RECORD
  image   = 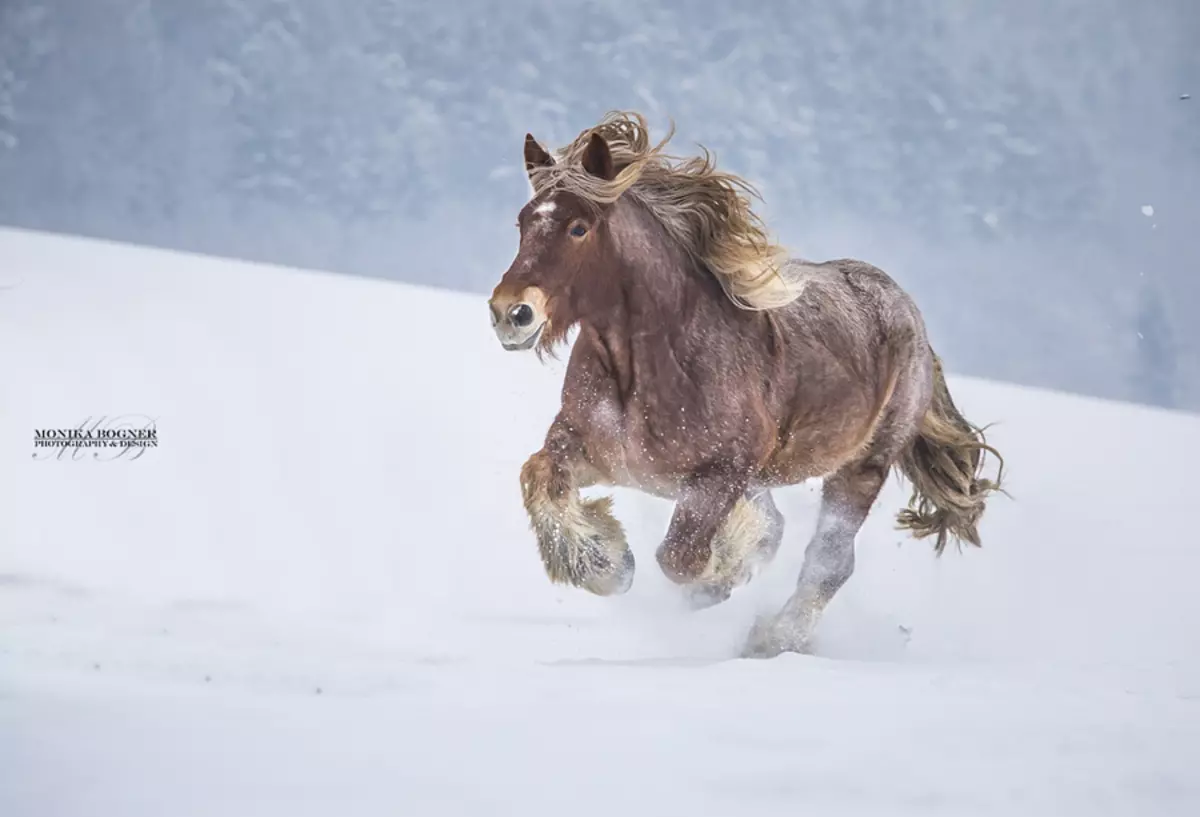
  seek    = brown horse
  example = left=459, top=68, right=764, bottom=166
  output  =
left=488, top=111, right=1004, bottom=658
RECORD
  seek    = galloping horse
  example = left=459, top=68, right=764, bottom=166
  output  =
left=488, top=111, right=1004, bottom=657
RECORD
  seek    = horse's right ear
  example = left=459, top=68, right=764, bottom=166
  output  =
left=524, top=134, right=554, bottom=174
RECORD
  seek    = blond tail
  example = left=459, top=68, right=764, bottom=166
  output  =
left=896, top=353, right=1005, bottom=554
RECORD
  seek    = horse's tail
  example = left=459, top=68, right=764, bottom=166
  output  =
left=896, top=351, right=1005, bottom=554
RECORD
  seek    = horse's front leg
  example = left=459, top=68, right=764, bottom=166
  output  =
left=681, top=488, right=785, bottom=609
left=655, top=465, right=751, bottom=587
left=520, top=417, right=634, bottom=596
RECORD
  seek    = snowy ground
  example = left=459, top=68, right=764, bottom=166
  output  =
left=1, top=227, right=1198, bottom=816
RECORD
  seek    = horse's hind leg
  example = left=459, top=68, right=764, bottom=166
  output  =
left=741, top=457, right=888, bottom=657
left=684, top=488, right=786, bottom=610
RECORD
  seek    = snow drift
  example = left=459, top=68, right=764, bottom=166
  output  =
left=1, top=227, right=1198, bottom=816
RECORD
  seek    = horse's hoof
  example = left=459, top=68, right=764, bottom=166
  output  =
left=740, top=616, right=781, bottom=659
left=581, top=545, right=635, bottom=596
left=683, top=581, right=732, bottom=610
left=739, top=615, right=812, bottom=659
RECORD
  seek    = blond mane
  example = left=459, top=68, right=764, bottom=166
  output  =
left=528, top=110, right=800, bottom=311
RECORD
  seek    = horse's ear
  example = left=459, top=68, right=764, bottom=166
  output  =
left=581, top=132, right=615, bottom=181
left=524, top=134, right=554, bottom=174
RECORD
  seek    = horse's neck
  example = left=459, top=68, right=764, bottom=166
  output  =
left=604, top=199, right=707, bottom=325
left=581, top=201, right=734, bottom=391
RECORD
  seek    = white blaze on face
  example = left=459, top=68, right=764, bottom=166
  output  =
left=529, top=197, right=559, bottom=234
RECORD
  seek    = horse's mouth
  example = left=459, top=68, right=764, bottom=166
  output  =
left=501, top=323, right=544, bottom=352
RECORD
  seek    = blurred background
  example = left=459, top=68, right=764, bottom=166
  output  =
left=1, top=0, right=1196, bottom=410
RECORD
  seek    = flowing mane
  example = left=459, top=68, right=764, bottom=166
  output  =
left=527, top=110, right=800, bottom=311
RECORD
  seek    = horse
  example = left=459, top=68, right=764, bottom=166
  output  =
left=487, top=111, right=1004, bottom=658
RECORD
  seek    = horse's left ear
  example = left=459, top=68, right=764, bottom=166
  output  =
left=581, top=132, right=615, bottom=181
left=524, top=134, right=554, bottom=174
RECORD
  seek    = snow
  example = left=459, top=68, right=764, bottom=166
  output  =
left=2, top=227, right=1199, bottom=815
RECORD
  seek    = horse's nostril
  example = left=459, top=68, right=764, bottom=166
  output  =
left=510, top=303, right=535, bottom=328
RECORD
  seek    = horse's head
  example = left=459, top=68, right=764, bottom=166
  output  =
left=489, top=131, right=618, bottom=354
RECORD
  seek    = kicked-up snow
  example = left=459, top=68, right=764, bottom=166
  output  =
left=1, top=228, right=1198, bottom=815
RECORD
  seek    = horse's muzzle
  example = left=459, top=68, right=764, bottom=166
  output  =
left=489, top=290, right=546, bottom=351
left=496, top=321, right=543, bottom=351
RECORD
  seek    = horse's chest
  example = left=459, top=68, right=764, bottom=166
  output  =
left=579, top=394, right=691, bottom=497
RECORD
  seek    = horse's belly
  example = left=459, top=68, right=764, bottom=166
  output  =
left=762, top=403, right=879, bottom=484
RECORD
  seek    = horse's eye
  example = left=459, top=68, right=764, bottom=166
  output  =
left=569, top=223, right=587, bottom=238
